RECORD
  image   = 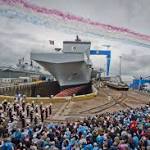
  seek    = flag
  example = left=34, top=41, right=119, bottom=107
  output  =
left=49, top=40, right=54, bottom=45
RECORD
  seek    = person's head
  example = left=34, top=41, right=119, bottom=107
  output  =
left=93, top=142, right=98, bottom=147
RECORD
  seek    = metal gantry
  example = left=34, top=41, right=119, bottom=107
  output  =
left=90, top=50, right=111, bottom=76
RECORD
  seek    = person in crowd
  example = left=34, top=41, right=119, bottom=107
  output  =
left=45, top=106, right=48, bottom=119
left=30, top=108, right=34, bottom=123
left=2, top=137, right=14, bottom=150
left=49, top=104, right=52, bottom=115
left=41, top=108, right=45, bottom=122
left=35, top=105, right=39, bottom=113
left=0, top=98, right=149, bottom=150
left=26, top=104, right=30, bottom=118
left=22, top=100, right=26, bottom=112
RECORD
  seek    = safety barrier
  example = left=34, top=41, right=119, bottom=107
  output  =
left=0, top=83, right=98, bottom=104
left=0, top=88, right=97, bottom=104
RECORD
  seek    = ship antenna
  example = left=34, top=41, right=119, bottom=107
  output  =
left=18, top=59, right=21, bottom=65
left=30, top=60, right=33, bottom=67
left=75, top=35, right=81, bottom=42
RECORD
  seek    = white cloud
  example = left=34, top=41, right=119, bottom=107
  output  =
left=0, top=0, right=150, bottom=77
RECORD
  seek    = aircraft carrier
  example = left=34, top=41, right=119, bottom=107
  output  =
left=31, top=36, right=92, bottom=89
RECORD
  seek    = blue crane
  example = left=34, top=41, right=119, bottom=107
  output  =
left=90, top=50, right=111, bottom=76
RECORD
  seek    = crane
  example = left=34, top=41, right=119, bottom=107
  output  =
left=90, top=49, right=111, bottom=76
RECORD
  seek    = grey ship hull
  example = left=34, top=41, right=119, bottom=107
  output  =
left=31, top=53, right=92, bottom=87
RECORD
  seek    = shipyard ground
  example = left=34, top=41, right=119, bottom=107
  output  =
left=0, top=81, right=150, bottom=123
left=48, top=87, right=150, bottom=122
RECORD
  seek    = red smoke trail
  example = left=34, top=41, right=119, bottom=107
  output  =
left=1, top=0, right=150, bottom=42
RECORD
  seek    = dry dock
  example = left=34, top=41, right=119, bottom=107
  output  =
left=47, top=87, right=150, bottom=122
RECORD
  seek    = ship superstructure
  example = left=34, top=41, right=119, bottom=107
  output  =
left=0, top=58, right=45, bottom=78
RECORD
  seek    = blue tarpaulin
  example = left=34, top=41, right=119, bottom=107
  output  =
left=130, top=79, right=150, bottom=89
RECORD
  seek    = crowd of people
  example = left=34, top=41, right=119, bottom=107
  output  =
left=0, top=95, right=149, bottom=149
